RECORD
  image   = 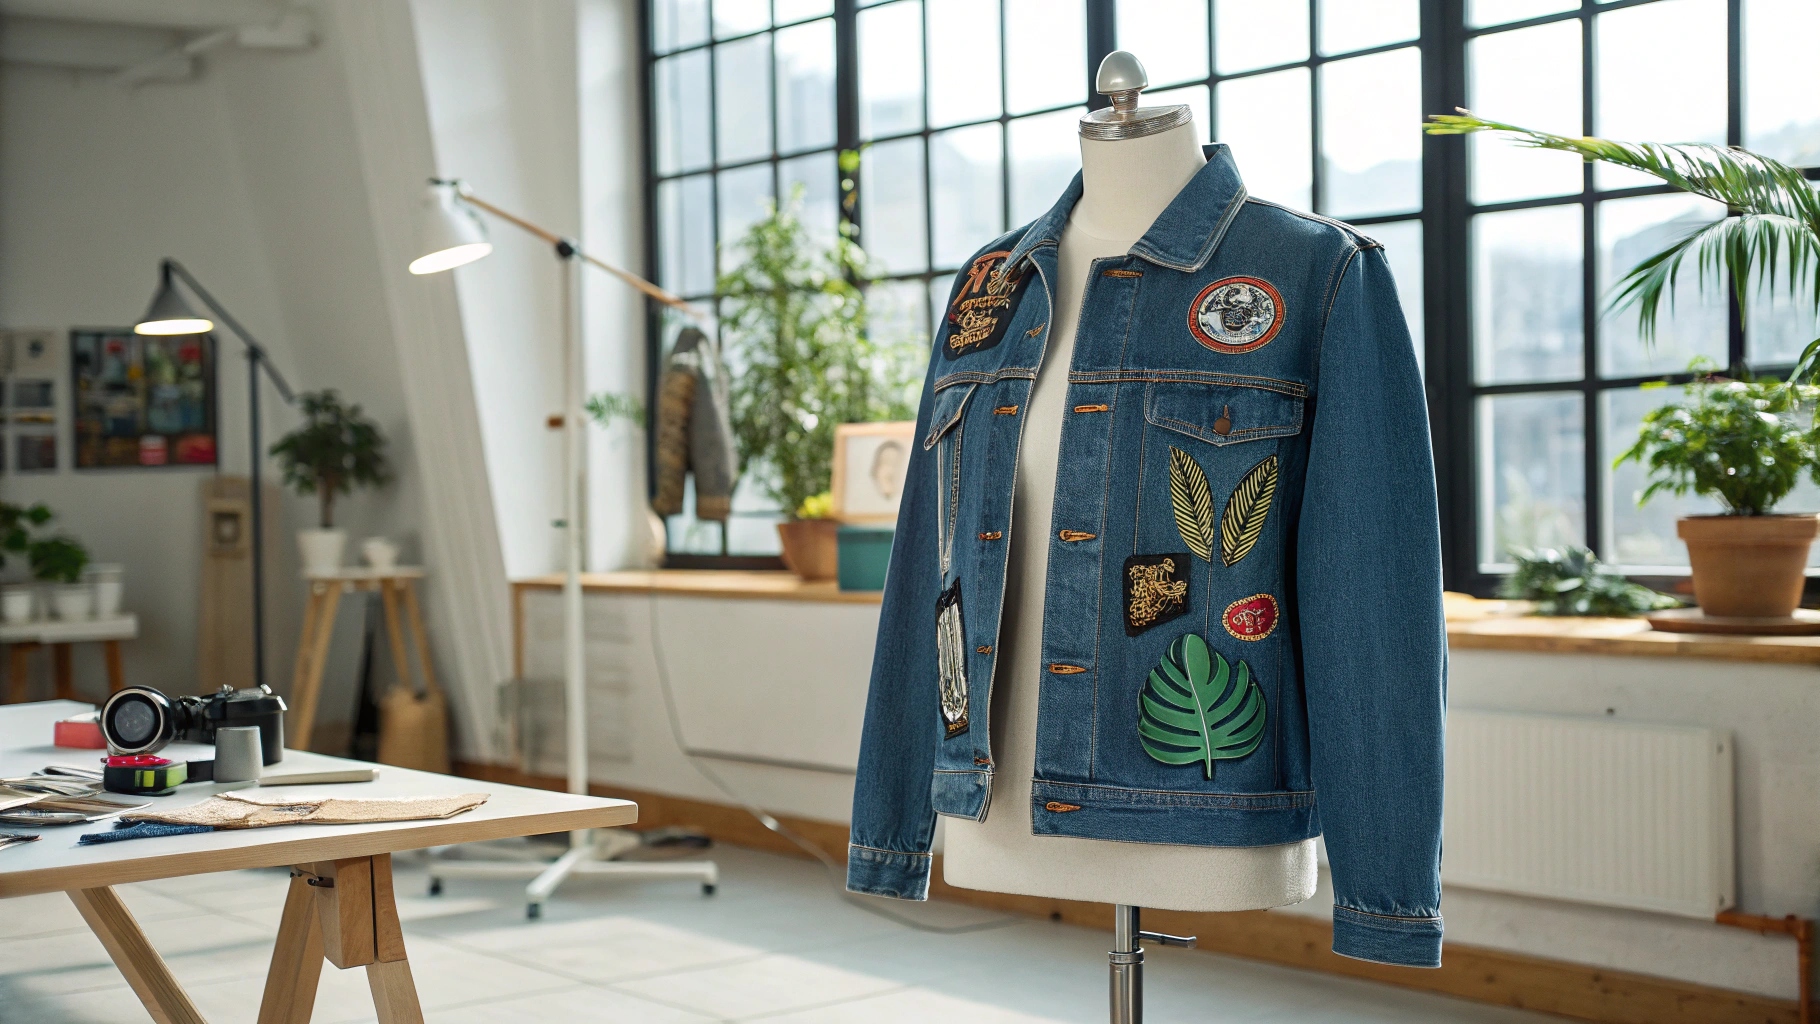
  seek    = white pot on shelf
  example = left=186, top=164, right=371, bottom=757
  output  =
left=1, top=585, right=35, bottom=624
left=84, top=563, right=125, bottom=618
left=298, top=529, right=347, bottom=575
left=49, top=583, right=93, bottom=621
left=361, top=537, right=399, bottom=571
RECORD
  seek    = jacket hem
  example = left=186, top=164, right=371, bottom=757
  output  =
left=845, top=843, right=931, bottom=902
left=1331, top=905, right=1443, bottom=968
left=1029, top=780, right=1318, bottom=846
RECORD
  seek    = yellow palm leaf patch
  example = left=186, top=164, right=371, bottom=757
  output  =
left=1168, top=446, right=1216, bottom=562
left=1221, top=455, right=1278, bottom=567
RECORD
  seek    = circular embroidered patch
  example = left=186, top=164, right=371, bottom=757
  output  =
left=1223, top=594, right=1279, bottom=642
left=1188, top=276, right=1284, bottom=354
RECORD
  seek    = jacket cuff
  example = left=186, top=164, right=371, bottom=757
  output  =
left=845, top=843, right=931, bottom=901
left=1331, top=905, right=1443, bottom=968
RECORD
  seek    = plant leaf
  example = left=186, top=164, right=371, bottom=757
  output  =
left=1138, top=633, right=1267, bottom=780
left=1221, top=455, right=1279, bottom=567
left=1168, top=446, right=1216, bottom=562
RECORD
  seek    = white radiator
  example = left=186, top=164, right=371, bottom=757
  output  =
left=1443, top=710, right=1735, bottom=918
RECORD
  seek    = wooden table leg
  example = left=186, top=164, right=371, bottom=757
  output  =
left=69, top=886, right=208, bottom=1024
left=377, top=581, right=414, bottom=693
left=257, top=871, right=325, bottom=1024
left=288, top=584, right=342, bottom=751
left=7, top=642, right=34, bottom=703
left=399, top=581, right=441, bottom=700
left=104, top=639, right=126, bottom=693
left=52, top=643, right=73, bottom=701
left=299, top=855, right=423, bottom=1023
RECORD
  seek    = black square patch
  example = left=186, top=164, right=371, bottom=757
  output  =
left=942, top=250, right=1031, bottom=359
left=1123, top=553, right=1190, bottom=636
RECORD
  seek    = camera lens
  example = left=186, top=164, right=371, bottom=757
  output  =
left=112, top=700, right=157, bottom=746
left=101, top=687, right=176, bottom=756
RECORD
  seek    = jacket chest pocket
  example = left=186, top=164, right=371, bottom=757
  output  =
left=1138, top=381, right=1304, bottom=569
left=924, top=380, right=978, bottom=573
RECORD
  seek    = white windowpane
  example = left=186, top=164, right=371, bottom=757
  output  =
left=1473, top=205, right=1583, bottom=385
left=868, top=280, right=931, bottom=354
left=1603, top=386, right=1718, bottom=571
left=1478, top=392, right=1585, bottom=567
left=1372, top=219, right=1426, bottom=372
left=1006, top=0, right=1085, bottom=114
left=1215, top=0, right=1307, bottom=75
left=1217, top=68, right=1311, bottom=210
left=1597, top=193, right=1728, bottom=378
left=861, top=136, right=928, bottom=273
left=1320, top=47, right=1422, bottom=218
left=716, top=36, right=773, bottom=164
left=776, top=20, right=836, bottom=153
left=1320, top=0, right=1418, bottom=54
left=656, top=50, right=713, bottom=175
left=1007, top=108, right=1083, bottom=226
left=781, top=151, right=839, bottom=249
left=659, top=175, right=716, bottom=297
left=1116, top=0, right=1208, bottom=87
left=1469, top=20, right=1583, bottom=204
left=654, top=0, right=710, bottom=51
left=929, top=0, right=1002, bottom=127
left=1469, top=0, right=1575, bottom=28
left=860, top=1, right=924, bottom=138
left=931, top=273, right=957, bottom=349
left=931, top=124, right=1005, bottom=269
left=714, top=0, right=768, bottom=39
left=1745, top=0, right=1820, bottom=167
left=776, top=0, right=835, bottom=23
left=1146, top=85, right=1210, bottom=144
left=718, top=164, right=776, bottom=276
left=1595, top=0, right=1726, bottom=190
left=1748, top=276, right=1820, bottom=366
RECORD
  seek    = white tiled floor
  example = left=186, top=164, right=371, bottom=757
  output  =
left=0, top=842, right=1562, bottom=1022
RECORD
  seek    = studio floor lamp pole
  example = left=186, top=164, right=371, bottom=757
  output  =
left=411, top=179, right=716, bottom=917
left=136, top=258, right=296, bottom=691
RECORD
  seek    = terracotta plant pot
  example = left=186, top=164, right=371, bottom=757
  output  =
left=777, top=519, right=840, bottom=581
left=1678, top=513, right=1819, bottom=618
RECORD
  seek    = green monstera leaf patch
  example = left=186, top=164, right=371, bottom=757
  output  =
left=1138, top=633, right=1266, bottom=780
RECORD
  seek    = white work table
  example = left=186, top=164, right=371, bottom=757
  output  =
left=0, top=700, right=637, bottom=1022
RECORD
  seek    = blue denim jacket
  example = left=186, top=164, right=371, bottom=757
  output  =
left=847, top=145, right=1446, bottom=969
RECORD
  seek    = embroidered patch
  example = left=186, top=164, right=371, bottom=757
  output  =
left=1223, top=594, right=1279, bottom=642
left=1137, top=633, right=1267, bottom=780
left=1167, top=446, right=1216, bottom=562
left=1220, top=454, right=1279, bottom=566
left=1188, top=276, right=1285, bottom=354
left=944, top=250, right=1032, bottom=359
left=1124, top=554, right=1190, bottom=636
left=935, top=578, right=969, bottom=738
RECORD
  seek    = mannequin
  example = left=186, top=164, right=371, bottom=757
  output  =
left=942, top=60, right=1319, bottom=914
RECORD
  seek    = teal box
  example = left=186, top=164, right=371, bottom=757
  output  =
left=837, top=525, right=894, bottom=591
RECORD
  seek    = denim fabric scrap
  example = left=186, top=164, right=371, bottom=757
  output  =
left=79, top=821, right=215, bottom=844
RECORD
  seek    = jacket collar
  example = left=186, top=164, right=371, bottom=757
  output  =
left=1007, top=144, right=1249, bottom=275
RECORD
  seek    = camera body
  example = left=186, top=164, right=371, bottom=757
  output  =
left=100, top=684, right=287, bottom=766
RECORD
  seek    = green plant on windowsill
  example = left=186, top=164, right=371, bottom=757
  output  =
left=1500, top=545, right=1679, bottom=617
left=1425, top=112, right=1820, bottom=618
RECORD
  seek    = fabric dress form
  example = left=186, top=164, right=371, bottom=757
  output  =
left=941, top=118, right=1319, bottom=912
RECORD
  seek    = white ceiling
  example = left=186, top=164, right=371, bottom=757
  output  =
left=0, top=0, right=312, bottom=84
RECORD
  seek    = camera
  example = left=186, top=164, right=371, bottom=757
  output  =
left=100, top=684, right=287, bottom=766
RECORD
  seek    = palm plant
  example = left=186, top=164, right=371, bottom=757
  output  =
left=1424, top=112, right=1820, bottom=375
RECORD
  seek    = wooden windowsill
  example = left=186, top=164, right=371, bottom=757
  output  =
left=511, top=574, right=1820, bottom=663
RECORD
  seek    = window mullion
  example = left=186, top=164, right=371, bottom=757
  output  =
left=1580, top=0, right=1601, bottom=560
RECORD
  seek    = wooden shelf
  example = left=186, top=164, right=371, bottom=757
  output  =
left=512, top=570, right=883, bottom=605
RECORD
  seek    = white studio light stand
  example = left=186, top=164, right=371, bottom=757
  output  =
left=410, top=180, right=717, bottom=918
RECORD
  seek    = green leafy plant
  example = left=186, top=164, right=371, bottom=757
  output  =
left=1616, top=368, right=1820, bottom=515
left=28, top=536, right=88, bottom=584
left=720, top=188, right=918, bottom=519
left=0, top=502, right=51, bottom=570
left=795, top=491, right=833, bottom=520
left=269, top=390, right=392, bottom=529
left=1425, top=112, right=1820, bottom=366
left=585, top=392, right=646, bottom=430
left=1138, top=633, right=1266, bottom=781
left=1501, top=545, right=1680, bottom=616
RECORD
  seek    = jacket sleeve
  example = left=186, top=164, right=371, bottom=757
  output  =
left=846, top=351, right=944, bottom=901
left=1295, top=244, right=1447, bottom=968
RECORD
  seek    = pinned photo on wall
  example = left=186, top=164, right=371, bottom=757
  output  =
left=830, top=421, right=915, bottom=524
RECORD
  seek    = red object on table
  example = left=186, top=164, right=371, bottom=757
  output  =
left=53, top=716, right=106, bottom=749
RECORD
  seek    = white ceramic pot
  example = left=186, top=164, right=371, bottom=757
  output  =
left=50, top=583, right=93, bottom=621
left=361, top=537, right=399, bottom=571
left=1, top=585, right=35, bottom=625
left=297, top=529, right=347, bottom=575
left=84, top=563, right=125, bottom=618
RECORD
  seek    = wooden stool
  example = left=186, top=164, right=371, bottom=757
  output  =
left=2, top=616, right=137, bottom=703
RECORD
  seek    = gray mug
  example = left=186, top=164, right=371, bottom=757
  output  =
left=214, top=726, right=264, bottom=784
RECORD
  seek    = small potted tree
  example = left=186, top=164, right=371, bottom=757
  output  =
left=271, top=390, right=392, bottom=575
left=30, top=535, right=91, bottom=620
left=1429, top=113, right=1820, bottom=620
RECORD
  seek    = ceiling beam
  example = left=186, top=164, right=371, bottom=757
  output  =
left=0, top=0, right=286, bottom=31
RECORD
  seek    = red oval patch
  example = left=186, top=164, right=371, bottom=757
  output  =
left=1187, top=276, right=1285, bottom=355
left=1223, top=594, right=1279, bottom=642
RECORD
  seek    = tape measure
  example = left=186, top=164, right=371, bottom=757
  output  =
left=102, top=755, right=188, bottom=795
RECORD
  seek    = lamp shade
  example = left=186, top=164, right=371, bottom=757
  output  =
left=409, top=180, right=492, bottom=275
left=134, top=271, right=213, bottom=335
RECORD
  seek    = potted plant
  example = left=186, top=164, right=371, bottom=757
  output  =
left=718, top=186, right=917, bottom=579
left=1501, top=545, right=1680, bottom=617
left=30, top=535, right=91, bottom=620
left=270, top=389, right=392, bottom=575
left=1428, top=113, right=1820, bottom=618
left=0, top=502, right=50, bottom=623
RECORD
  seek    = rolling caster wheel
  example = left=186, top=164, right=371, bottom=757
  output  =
left=428, top=878, right=443, bottom=896
left=702, top=883, right=716, bottom=896
left=526, top=902, right=542, bottom=920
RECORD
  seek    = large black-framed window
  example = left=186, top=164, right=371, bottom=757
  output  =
left=643, top=0, right=1820, bottom=585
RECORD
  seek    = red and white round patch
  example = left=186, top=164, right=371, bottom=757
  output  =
left=1188, top=276, right=1285, bottom=355
left=1223, top=593, right=1279, bottom=642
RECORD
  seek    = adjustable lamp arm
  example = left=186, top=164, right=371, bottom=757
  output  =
left=160, top=258, right=297, bottom=404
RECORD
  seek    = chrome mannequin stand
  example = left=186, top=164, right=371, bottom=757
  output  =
left=1109, top=906, right=1197, bottom=1024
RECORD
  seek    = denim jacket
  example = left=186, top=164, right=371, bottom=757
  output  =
left=847, top=145, right=1446, bottom=969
